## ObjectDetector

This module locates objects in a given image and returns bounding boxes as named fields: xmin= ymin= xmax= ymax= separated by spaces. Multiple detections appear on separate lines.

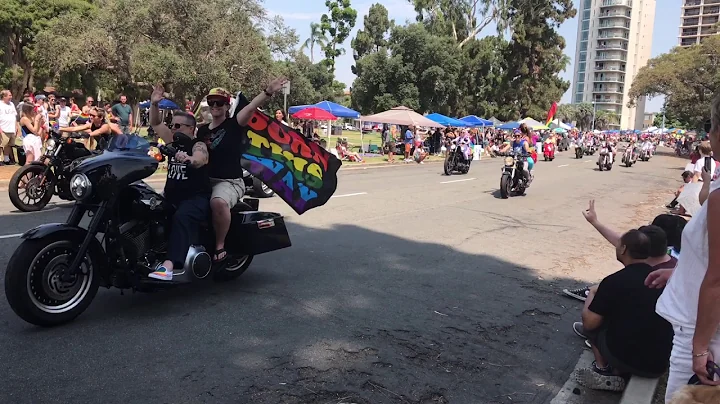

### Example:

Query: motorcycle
xmin=443 ymin=138 xmax=471 ymax=175
xmin=639 ymin=148 xmax=652 ymax=161
xmin=543 ymin=141 xmax=555 ymax=161
xmin=584 ymin=143 xmax=597 ymax=155
xmin=622 ymin=146 xmax=638 ymax=167
xmin=242 ymin=169 xmax=275 ymax=198
xmin=597 ymin=146 xmax=613 ymax=171
xmin=499 ymin=151 xmax=530 ymax=199
xmin=575 ymin=143 xmax=584 ymax=159
xmin=4 ymin=134 xmax=292 ymax=326
xmin=8 ymin=131 xmax=96 ymax=212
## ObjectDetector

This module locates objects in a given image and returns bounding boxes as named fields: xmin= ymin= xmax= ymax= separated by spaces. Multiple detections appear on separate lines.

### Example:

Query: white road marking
xmin=557 ymin=164 xmax=569 ymax=167
xmin=440 ymin=178 xmax=476 ymax=184
xmin=0 ymin=233 xmax=23 ymax=239
xmin=585 ymin=160 xmax=594 ymax=163
xmin=331 ymin=192 xmax=367 ymax=198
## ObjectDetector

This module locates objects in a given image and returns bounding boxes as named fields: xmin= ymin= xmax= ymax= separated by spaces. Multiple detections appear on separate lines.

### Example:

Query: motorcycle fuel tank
xmin=72 ymin=151 xmax=159 ymax=188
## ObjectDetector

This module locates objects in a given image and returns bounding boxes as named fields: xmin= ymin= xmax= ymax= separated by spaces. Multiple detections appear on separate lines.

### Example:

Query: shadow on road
xmin=0 ymin=221 xmax=618 ymax=404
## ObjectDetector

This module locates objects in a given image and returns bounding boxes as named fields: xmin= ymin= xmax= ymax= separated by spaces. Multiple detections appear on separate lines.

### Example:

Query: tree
xmin=494 ymin=0 xmax=575 ymax=120
xmin=351 ymin=4 xmax=392 ymax=60
xmin=0 ymin=0 xmax=95 ymax=101
xmin=320 ymin=0 xmax=358 ymax=73
xmin=455 ymin=36 xmax=507 ymax=118
xmin=652 ymin=110 xmax=687 ymax=129
xmin=350 ymin=51 xmax=420 ymax=114
xmin=556 ymin=103 xmax=577 ymax=124
xmin=411 ymin=0 xmax=509 ymax=48
xmin=300 ymin=23 xmax=328 ymax=63
xmin=628 ymin=35 xmax=720 ymax=129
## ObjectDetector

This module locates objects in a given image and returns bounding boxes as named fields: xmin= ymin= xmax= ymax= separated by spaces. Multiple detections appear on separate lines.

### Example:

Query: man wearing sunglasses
xmin=146 ymin=85 xmax=210 ymax=281
xmin=197 ymin=79 xmax=286 ymax=264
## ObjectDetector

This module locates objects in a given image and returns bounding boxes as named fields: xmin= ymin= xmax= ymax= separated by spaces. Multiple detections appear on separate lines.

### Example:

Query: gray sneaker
xmin=575 ymin=366 xmax=626 ymax=392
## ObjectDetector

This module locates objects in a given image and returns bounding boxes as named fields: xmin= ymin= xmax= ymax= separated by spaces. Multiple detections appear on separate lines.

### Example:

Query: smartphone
xmin=705 ymin=156 xmax=713 ymax=174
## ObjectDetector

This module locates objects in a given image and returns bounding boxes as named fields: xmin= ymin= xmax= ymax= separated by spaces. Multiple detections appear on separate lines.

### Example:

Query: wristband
xmin=264 ymin=90 xmax=273 ymax=97
xmin=694 ymin=350 xmax=710 ymax=357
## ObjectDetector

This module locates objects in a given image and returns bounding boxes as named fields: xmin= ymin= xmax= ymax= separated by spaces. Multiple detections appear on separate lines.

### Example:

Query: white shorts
xmin=23 ymin=134 xmax=42 ymax=161
xmin=665 ymin=324 xmax=720 ymax=402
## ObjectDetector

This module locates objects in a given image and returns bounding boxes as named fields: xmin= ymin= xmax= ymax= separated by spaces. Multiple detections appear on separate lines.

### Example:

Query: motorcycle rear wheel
xmin=9 ymin=164 xmax=55 ymax=212
xmin=213 ymin=255 xmax=254 ymax=281
xmin=5 ymin=237 xmax=99 ymax=326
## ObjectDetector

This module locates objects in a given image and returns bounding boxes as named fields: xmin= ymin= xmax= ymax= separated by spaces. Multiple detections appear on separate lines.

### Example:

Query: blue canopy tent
xmin=138 ymin=99 xmax=179 ymax=110
xmin=497 ymin=121 xmax=520 ymax=130
xmin=460 ymin=115 xmax=494 ymax=127
xmin=426 ymin=113 xmax=469 ymax=127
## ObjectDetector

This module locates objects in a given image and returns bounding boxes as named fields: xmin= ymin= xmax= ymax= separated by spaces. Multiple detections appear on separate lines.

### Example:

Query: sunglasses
xmin=172 ymin=123 xmax=191 ymax=129
xmin=207 ymin=100 xmax=228 ymax=107
xmin=89 ymin=114 xmax=99 ymax=118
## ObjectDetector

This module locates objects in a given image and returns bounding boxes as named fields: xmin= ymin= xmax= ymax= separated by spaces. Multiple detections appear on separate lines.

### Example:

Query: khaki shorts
xmin=210 ymin=178 xmax=245 ymax=209
xmin=1 ymin=131 xmax=16 ymax=148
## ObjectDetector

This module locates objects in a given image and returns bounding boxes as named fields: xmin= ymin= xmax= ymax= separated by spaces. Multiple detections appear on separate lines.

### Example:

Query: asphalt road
xmin=0 ymin=150 xmax=682 ymax=404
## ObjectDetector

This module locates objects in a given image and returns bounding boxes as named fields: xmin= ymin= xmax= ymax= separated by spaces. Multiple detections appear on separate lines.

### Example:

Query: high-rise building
xmin=571 ymin=0 xmax=656 ymax=130
xmin=678 ymin=0 xmax=720 ymax=47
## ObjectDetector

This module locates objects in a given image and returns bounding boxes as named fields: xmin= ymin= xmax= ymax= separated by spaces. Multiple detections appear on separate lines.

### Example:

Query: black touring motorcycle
xmin=4 ymin=135 xmax=292 ymax=326
xmin=443 ymin=138 xmax=472 ymax=175
xmin=499 ymin=151 xmax=531 ymax=199
xmin=9 ymin=131 xmax=97 ymax=212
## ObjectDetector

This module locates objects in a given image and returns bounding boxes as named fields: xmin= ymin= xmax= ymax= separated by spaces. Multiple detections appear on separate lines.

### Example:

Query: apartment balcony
xmin=684 ymin=0 xmax=701 ymax=6
xmin=703 ymin=6 xmax=720 ymax=14
xmin=681 ymin=37 xmax=699 ymax=46
xmin=599 ymin=11 xmax=632 ymax=18
xmin=594 ymin=98 xmax=624 ymax=105
xmin=701 ymin=17 xmax=720 ymax=25
xmin=597 ymin=43 xmax=628 ymax=50
xmin=598 ymin=33 xmax=630 ymax=40
xmin=599 ymin=23 xmax=631 ymax=29
xmin=593 ymin=87 xmax=624 ymax=94
xmin=706 ymin=0 xmax=720 ymax=4
xmin=685 ymin=8 xmax=701 ymax=16
xmin=594 ymin=76 xmax=625 ymax=82
xmin=701 ymin=26 xmax=719 ymax=35
xmin=595 ymin=66 xmax=626 ymax=72
xmin=684 ymin=17 xmax=700 ymax=25
xmin=601 ymin=0 xmax=632 ymax=7
xmin=596 ymin=55 xmax=628 ymax=61
xmin=681 ymin=28 xmax=699 ymax=36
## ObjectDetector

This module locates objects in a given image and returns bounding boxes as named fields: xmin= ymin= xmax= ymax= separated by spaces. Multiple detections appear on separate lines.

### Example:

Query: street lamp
xmin=591 ymin=101 xmax=597 ymax=132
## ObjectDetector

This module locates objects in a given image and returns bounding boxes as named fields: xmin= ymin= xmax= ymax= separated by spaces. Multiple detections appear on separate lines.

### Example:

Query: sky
xmin=265 ymin=0 xmax=682 ymax=113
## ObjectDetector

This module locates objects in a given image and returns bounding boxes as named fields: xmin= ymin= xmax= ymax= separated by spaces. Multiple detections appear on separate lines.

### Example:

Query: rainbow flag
xmin=231 ymin=92 xmax=341 ymax=215
xmin=546 ymin=102 xmax=557 ymax=126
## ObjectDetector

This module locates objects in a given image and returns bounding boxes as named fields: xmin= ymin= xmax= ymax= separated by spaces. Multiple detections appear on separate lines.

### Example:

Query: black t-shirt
xmin=589 ymin=263 xmax=673 ymax=375
xmin=163 ymin=138 xmax=211 ymax=203
xmin=196 ymin=118 xmax=247 ymax=179
xmin=91 ymin=122 xmax=111 ymax=150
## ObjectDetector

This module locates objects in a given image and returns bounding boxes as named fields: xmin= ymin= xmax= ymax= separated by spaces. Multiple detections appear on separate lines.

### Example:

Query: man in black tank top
xmin=146 ymin=92 xmax=211 ymax=281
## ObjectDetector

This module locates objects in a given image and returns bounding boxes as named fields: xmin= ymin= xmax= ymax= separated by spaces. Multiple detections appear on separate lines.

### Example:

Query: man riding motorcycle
xmin=500 ymin=130 xmax=534 ymax=185
xmin=147 ymin=100 xmax=211 ymax=280
xmin=641 ymin=137 xmax=654 ymax=158
xmin=597 ymin=139 xmax=615 ymax=166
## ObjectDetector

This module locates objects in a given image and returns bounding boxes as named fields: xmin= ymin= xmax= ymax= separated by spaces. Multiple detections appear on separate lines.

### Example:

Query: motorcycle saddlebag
xmin=227 ymin=211 xmax=292 ymax=256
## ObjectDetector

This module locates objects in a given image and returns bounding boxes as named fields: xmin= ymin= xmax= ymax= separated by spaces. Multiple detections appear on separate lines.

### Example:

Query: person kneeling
xmin=147 ymin=90 xmax=211 ymax=281
xmin=574 ymin=230 xmax=673 ymax=391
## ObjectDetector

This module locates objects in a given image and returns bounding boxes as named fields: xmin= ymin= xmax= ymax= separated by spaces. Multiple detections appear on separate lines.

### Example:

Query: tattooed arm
xmin=188 ymin=142 xmax=209 ymax=168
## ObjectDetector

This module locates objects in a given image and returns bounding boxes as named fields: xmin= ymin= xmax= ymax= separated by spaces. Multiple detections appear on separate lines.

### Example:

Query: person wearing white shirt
xmin=656 ymin=97 xmax=720 ymax=401
xmin=693 ymin=141 xmax=717 ymax=182
xmin=56 ymin=97 xmax=72 ymax=129
xmin=0 ymin=89 xmax=19 ymax=164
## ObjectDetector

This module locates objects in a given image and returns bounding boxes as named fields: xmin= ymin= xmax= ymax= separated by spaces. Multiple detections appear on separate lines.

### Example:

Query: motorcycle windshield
xmin=105 ymin=134 xmax=151 ymax=153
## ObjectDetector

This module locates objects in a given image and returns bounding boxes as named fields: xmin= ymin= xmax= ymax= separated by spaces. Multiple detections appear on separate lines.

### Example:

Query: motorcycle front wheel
xmin=500 ymin=174 xmax=511 ymax=199
xmin=5 ymin=237 xmax=100 ymax=326
xmin=443 ymin=154 xmax=454 ymax=175
xmin=9 ymin=164 xmax=56 ymax=212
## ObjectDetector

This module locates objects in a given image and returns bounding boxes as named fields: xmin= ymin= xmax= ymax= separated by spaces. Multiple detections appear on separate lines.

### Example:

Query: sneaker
xmin=148 ymin=265 xmax=173 ymax=281
xmin=574 ymin=364 xmax=626 ymax=392
xmin=563 ymin=286 xmax=590 ymax=302
xmin=573 ymin=322 xmax=588 ymax=339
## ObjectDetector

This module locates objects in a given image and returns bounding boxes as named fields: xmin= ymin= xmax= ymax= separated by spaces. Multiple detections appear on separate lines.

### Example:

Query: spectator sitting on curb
xmin=574 ymin=229 xmax=674 ymax=392
xmin=562 ymin=200 xmax=680 ymax=302
xmin=667 ymin=170 xmax=695 ymax=210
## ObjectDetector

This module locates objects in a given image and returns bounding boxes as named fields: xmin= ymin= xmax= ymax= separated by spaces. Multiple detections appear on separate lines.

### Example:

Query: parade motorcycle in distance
xmin=543 ymin=141 xmax=556 ymax=161
xmin=499 ymin=152 xmax=531 ymax=199
xmin=597 ymin=145 xmax=614 ymax=171
xmin=242 ymin=168 xmax=275 ymax=198
xmin=4 ymin=135 xmax=292 ymax=327
xmin=584 ymin=142 xmax=597 ymax=156
xmin=575 ymin=143 xmax=584 ymax=159
xmin=9 ymin=131 xmax=96 ymax=212
xmin=639 ymin=148 xmax=652 ymax=162
xmin=444 ymin=138 xmax=471 ymax=175
xmin=622 ymin=146 xmax=638 ymax=167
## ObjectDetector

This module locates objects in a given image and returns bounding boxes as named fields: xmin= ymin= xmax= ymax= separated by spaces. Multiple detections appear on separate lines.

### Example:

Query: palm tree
xmin=301 ymin=23 xmax=328 ymax=63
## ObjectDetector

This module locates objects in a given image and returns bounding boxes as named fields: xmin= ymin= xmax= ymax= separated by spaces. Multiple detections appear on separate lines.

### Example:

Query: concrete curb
xmin=619 ymin=377 xmax=659 ymax=404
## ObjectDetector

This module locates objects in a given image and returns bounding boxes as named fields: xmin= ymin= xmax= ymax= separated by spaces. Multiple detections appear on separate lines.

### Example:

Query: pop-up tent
xmin=460 ymin=115 xmax=494 ymax=127
xmin=426 ymin=113 xmax=469 ymax=127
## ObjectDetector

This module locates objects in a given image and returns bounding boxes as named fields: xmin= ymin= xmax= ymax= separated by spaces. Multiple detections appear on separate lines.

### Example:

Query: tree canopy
xmin=628 ymin=35 xmax=720 ymax=129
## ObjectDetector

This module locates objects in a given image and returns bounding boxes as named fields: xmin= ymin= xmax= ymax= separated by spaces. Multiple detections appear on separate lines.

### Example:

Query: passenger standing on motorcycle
xmin=59 ymin=107 xmax=119 ymax=150
xmin=18 ymin=104 xmax=43 ymax=164
xmin=147 ymin=98 xmax=210 ymax=280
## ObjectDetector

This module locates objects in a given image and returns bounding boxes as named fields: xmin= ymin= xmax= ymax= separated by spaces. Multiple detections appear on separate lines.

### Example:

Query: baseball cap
xmin=35 ymin=94 xmax=47 ymax=101
xmin=206 ymin=88 xmax=231 ymax=103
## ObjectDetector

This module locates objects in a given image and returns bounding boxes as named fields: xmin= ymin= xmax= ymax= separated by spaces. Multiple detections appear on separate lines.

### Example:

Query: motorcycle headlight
xmin=69 ymin=173 xmax=92 ymax=200
xmin=504 ymin=156 xmax=514 ymax=166
xmin=45 ymin=138 xmax=56 ymax=152
xmin=450 ymin=144 xmax=456 ymax=150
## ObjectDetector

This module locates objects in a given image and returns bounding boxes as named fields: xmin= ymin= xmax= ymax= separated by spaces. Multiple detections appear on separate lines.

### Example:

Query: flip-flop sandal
xmin=213 ymin=248 xmax=228 ymax=263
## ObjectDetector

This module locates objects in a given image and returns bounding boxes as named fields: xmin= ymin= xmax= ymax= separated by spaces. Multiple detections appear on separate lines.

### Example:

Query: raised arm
xmin=236 ymin=78 xmax=288 ymax=127
xmin=60 ymin=122 xmax=91 ymax=133
xmin=149 ymin=85 xmax=173 ymax=143
xmin=582 ymin=199 xmax=622 ymax=247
